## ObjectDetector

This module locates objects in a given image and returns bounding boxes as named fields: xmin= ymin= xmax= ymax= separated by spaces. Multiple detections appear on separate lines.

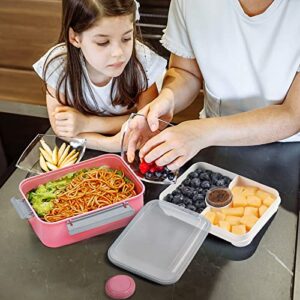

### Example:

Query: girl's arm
xmin=46 ymin=85 xmax=128 ymax=136
xmin=75 ymin=83 xmax=159 ymax=151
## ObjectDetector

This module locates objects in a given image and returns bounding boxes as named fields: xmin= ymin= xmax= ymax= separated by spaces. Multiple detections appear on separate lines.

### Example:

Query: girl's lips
xmin=108 ymin=62 xmax=125 ymax=68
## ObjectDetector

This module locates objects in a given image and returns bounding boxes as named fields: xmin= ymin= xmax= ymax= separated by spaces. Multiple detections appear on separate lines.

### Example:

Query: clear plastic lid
xmin=108 ymin=200 xmax=211 ymax=285
xmin=121 ymin=113 xmax=179 ymax=185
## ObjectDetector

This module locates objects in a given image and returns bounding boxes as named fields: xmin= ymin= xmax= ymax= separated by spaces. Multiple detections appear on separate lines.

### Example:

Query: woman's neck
xmin=238 ymin=0 xmax=274 ymax=17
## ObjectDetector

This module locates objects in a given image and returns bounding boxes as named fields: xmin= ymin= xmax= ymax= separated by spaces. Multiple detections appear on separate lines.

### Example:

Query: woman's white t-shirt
xmin=33 ymin=41 xmax=167 ymax=116
xmin=161 ymin=0 xmax=300 ymax=140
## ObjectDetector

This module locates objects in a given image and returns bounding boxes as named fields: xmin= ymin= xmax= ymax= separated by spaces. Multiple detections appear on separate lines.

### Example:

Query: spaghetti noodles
xmin=43 ymin=167 xmax=136 ymax=222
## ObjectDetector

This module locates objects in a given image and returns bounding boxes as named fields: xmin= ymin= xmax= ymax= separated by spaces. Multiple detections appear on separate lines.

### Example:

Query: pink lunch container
xmin=11 ymin=154 xmax=145 ymax=248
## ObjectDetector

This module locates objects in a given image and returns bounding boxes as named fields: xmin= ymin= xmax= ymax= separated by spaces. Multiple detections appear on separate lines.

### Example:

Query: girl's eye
xmin=123 ymin=37 xmax=132 ymax=43
xmin=96 ymin=41 xmax=109 ymax=46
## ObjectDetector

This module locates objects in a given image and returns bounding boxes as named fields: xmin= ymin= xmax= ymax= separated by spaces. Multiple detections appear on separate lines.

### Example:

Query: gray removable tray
xmin=108 ymin=200 xmax=211 ymax=285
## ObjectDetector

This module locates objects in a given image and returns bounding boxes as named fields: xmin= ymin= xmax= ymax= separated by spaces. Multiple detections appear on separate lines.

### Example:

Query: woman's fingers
xmin=140 ymin=131 xmax=170 ymax=161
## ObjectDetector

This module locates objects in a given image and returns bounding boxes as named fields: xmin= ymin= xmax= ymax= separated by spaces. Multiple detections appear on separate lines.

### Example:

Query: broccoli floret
xmin=32 ymin=200 xmax=54 ymax=216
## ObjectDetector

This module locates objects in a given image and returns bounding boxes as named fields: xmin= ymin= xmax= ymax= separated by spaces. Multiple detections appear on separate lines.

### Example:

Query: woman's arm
xmin=140 ymin=72 xmax=300 ymax=170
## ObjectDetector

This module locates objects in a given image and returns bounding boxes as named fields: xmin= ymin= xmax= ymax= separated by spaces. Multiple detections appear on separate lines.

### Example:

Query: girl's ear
xmin=69 ymin=27 xmax=81 ymax=48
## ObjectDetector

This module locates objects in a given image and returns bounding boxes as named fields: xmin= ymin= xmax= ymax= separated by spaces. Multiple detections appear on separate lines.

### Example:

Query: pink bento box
xmin=11 ymin=154 xmax=145 ymax=248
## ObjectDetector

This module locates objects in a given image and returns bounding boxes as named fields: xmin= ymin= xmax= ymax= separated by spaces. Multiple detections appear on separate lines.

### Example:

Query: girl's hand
xmin=53 ymin=106 xmax=88 ymax=137
xmin=139 ymin=120 xmax=210 ymax=170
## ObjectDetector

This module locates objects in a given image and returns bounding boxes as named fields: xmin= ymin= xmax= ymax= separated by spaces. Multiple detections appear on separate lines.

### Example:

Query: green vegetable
xmin=32 ymin=200 xmax=54 ymax=216
xmin=27 ymin=173 xmax=76 ymax=216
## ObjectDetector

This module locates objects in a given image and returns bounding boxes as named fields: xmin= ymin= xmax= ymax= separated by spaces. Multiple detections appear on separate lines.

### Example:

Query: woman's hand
xmin=53 ymin=106 xmax=88 ymax=137
xmin=139 ymin=120 xmax=211 ymax=170
xmin=126 ymin=95 xmax=174 ymax=162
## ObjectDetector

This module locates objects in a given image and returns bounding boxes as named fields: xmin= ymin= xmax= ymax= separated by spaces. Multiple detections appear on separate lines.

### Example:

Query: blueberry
xmin=167 ymin=173 xmax=175 ymax=181
xmin=172 ymin=190 xmax=181 ymax=196
xmin=164 ymin=194 xmax=173 ymax=202
xmin=188 ymin=171 xmax=198 ymax=179
xmin=183 ymin=197 xmax=193 ymax=206
xmin=192 ymin=194 xmax=204 ymax=202
xmin=177 ymin=203 xmax=186 ymax=208
xmin=199 ymin=172 xmax=210 ymax=181
xmin=191 ymin=178 xmax=201 ymax=188
xmin=161 ymin=171 xmax=168 ymax=180
xmin=183 ymin=178 xmax=191 ymax=186
xmin=196 ymin=168 xmax=205 ymax=175
xmin=183 ymin=187 xmax=194 ymax=198
xmin=194 ymin=200 xmax=203 ymax=208
xmin=192 ymin=190 xmax=198 ymax=197
xmin=202 ymin=189 xmax=209 ymax=196
xmin=201 ymin=181 xmax=211 ymax=189
xmin=216 ymin=179 xmax=226 ymax=187
xmin=145 ymin=171 xmax=153 ymax=179
xmin=172 ymin=194 xmax=184 ymax=204
xmin=187 ymin=204 xmax=196 ymax=211
xmin=154 ymin=171 xmax=162 ymax=179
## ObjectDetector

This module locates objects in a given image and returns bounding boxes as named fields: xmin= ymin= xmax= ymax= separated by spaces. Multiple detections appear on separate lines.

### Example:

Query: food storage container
xmin=108 ymin=162 xmax=281 ymax=284
xmin=159 ymin=162 xmax=281 ymax=247
xmin=11 ymin=154 xmax=145 ymax=248
xmin=16 ymin=134 xmax=86 ymax=175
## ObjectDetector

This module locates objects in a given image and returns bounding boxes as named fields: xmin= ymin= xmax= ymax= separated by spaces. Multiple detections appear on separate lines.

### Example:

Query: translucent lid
xmin=108 ymin=200 xmax=211 ymax=285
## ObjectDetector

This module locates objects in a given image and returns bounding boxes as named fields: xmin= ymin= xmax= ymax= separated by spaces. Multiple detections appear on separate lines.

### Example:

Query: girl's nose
xmin=111 ymin=43 xmax=124 ymax=57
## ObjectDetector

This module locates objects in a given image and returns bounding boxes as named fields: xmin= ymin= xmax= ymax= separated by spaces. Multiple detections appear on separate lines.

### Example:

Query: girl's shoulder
xmin=33 ymin=43 xmax=67 ymax=89
xmin=33 ymin=43 xmax=67 ymax=73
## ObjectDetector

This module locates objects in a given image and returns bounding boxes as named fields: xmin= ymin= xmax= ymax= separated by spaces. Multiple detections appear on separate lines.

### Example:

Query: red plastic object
xmin=105 ymin=275 xmax=136 ymax=299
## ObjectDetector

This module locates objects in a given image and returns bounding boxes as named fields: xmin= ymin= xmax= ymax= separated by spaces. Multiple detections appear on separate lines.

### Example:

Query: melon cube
xmin=242 ymin=186 xmax=258 ymax=196
xmin=232 ymin=195 xmax=248 ymax=208
xmin=221 ymin=207 xmax=244 ymax=217
xmin=263 ymin=196 xmax=275 ymax=207
xmin=231 ymin=225 xmax=247 ymax=235
xmin=244 ymin=206 xmax=259 ymax=217
xmin=205 ymin=211 xmax=216 ymax=224
xmin=225 ymin=215 xmax=241 ymax=225
xmin=259 ymin=205 xmax=268 ymax=217
xmin=219 ymin=221 xmax=231 ymax=232
xmin=240 ymin=215 xmax=259 ymax=231
xmin=247 ymin=196 xmax=262 ymax=208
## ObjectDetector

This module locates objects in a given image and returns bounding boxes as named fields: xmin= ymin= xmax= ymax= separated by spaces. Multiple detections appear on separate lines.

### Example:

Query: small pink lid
xmin=105 ymin=275 xmax=136 ymax=299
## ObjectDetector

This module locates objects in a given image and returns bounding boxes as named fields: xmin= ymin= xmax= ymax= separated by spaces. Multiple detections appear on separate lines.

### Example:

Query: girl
xmin=33 ymin=0 xmax=166 ymax=152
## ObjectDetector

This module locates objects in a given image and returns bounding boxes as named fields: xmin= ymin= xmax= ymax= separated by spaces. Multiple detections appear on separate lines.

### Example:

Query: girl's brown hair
xmin=43 ymin=0 xmax=148 ymax=115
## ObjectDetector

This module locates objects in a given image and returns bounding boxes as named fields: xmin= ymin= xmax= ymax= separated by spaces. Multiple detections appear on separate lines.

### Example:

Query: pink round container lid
xmin=105 ymin=275 xmax=136 ymax=299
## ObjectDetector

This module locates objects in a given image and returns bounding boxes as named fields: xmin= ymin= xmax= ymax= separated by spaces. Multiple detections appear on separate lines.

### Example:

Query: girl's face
xmin=71 ymin=15 xmax=134 ymax=85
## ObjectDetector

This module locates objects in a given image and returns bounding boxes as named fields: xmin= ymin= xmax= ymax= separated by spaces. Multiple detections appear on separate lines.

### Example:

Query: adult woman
xmin=126 ymin=0 xmax=300 ymax=170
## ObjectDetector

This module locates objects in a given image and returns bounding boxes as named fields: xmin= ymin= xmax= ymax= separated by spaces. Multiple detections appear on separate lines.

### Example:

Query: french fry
xmin=52 ymin=146 xmax=58 ymax=165
xmin=57 ymin=143 xmax=66 ymax=162
xmin=46 ymin=161 xmax=58 ymax=171
xmin=40 ymin=139 xmax=53 ymax=157
xmin=39 ymin=147 xmax=53 ymax=164
xmin=39 ymin=154 xmax=49 ymax=172
xmin=57 ymin=145 xmax=71 ymax=166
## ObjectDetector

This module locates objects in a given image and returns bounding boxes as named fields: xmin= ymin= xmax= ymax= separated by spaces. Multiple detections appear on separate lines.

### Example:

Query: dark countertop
xmin=0 ymin=142 xmax=299 ymax=300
